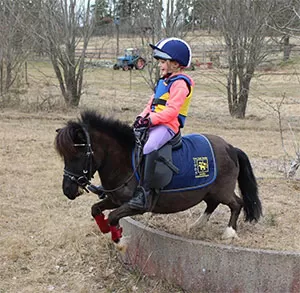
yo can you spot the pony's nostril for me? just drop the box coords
[63,183,78,200]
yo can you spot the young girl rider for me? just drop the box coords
[128,37,195,212]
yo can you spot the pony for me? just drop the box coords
[55,110,262,245]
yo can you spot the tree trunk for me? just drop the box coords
[5,61,12,92]
[0,58,3,95]
[228,76,251,119]
[283,35,291,61]
[38,0,94,108]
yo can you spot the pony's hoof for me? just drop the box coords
[221,227,238,240]
[114,236,130,254]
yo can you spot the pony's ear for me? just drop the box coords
[56,128,61,133]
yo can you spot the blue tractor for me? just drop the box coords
[113,48,146,71]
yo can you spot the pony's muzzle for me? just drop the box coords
[63,178,81,200]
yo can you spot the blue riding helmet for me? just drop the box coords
[149,37,192,68]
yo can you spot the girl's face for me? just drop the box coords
[158,59,180,76]
[158,59,169,76]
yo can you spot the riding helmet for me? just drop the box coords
[149,37,192,68]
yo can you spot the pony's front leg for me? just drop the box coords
[91,197,120,234]
[107,203,144,244]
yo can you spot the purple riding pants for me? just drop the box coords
[143,125,175,155]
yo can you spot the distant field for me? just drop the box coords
[78,34,300,70]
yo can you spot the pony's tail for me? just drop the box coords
[236,148,262,222]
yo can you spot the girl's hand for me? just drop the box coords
[133,114,151,128]
[133,116,142,128]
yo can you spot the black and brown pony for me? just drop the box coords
[55,110,262,245]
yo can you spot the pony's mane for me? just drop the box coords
[80,110,135,149]
[55,110,135,158]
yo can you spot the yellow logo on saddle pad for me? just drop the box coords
[193,157,209,178]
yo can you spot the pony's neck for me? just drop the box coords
[94,131,133,188]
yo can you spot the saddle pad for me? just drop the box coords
[162,134,217,192]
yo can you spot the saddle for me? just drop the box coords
[134,128,181,189]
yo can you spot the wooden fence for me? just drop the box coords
[76,44,300,63]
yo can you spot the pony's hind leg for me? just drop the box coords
[189,198,219,232]
[222,192,243,240]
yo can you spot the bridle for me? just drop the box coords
[63,125,94,192]
[63,125,147,195]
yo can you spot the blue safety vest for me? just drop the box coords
[151,74,193,128]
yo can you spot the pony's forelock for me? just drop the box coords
[55,123,80,158]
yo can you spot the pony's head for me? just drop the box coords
[55,110,136,200]
[55,122,95,199]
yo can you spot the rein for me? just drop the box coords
[90,164,139,194]
[90,126,149,194]
[65,124,148,195]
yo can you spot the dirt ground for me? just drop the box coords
[134,178,300,252]
[1,58,300,292]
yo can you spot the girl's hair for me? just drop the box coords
[167,60,182,73]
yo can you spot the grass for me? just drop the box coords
[264,211,278,227]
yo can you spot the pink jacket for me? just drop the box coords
[139,73,194,133]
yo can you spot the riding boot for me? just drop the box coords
[128,151,158,211]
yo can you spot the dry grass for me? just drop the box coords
[0,111,186,293]
[1,51,300,292]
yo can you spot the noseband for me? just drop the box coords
[63,125,94,192]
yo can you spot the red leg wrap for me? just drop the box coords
[110,226,123,243]
[94,213,110,234]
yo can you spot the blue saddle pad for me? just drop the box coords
[162,134,217,193]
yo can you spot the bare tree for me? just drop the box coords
[131,0,194,90]
[266,0,300,176]
[221,0,278,118]
[130,0,164,90]
[164,0,193,37]
[268,0,300,61]
[200,0,280,118]
[191,0,217,32]
[37,0,95,107]
[0,0,35,100]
